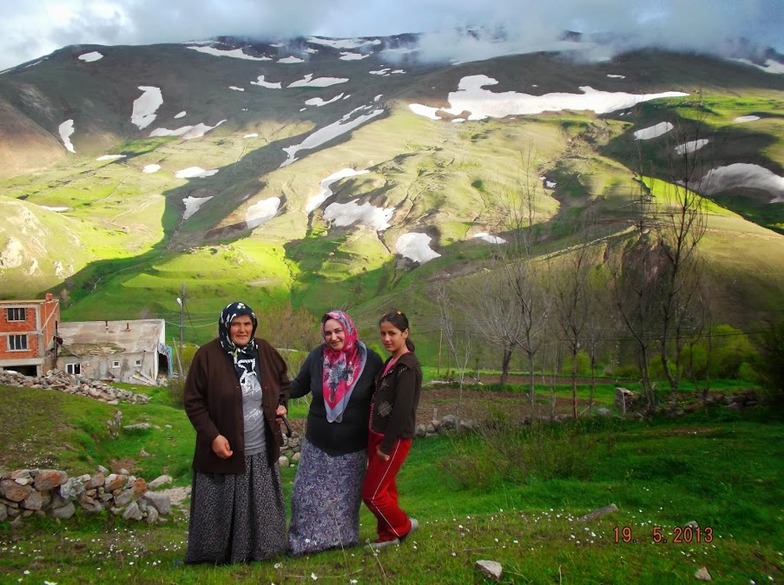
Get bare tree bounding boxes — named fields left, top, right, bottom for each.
left=467, top=145, right=549, bottom=391
left=653, top=120, right=708, bottom=409
left=611, top=106, right=710, bottom=413
left=466, top=268, right=524, bottom=386
left=610, top=210, right=662, bottom=413
left=547, top=219, right=596, bottom=419
left=434, top=282, right=473, bottom=425
left=510, top=251, right=549, bottom=407
left=582, top=271, right=613, bottom=412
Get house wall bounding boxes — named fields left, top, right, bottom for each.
left=69, top=350, right=158, bottom=384
left=54, top=319, right=168, bottom=385
left=0, top=294, right=60, bottom=375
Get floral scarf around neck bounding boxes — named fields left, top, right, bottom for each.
left=321, top=310, right=367, bottom=423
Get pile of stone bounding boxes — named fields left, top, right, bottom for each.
left=417, top=414, right=480, bottom=437
left=0, top=467, right=172, bottom=524
left=278, top=431, right=303, bottom=467
left=0, top=370, right=150, bottom=404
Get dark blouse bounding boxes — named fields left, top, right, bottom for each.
left=290, top=345, right=383, bottom=456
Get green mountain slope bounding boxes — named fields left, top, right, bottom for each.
left=0, top=37, right=782, bottom=359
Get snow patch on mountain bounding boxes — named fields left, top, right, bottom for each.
left=182, top=196, right=213, bottom=220
left=307, top=169, right=369, bottom=213
left=700, top=163, right=784, bottom=203
left=288, top=74, right=349, bottom=88
left=175, top=167, right=218, bottom=179
left=187, top=45, right=271, bottom=61
left=281, top=105, right=384, bottom=167
left=410, top=75, right=687, bottom=121
left=634, top=122, right=674, bottom=140
left=132, top=86, right=163, bottom=130
left=675, top=139, right=709, bottom=155
left=78, top=51, right=103, bottom=63
left=246, top=197, right=281, bottom=229
left=59, top=120, right=75, bottom=153
left=150, top=120, right=226, bottom=140
left=396, top=233, right=440, bottom=264
left=324, top=201, right=392, bottom=231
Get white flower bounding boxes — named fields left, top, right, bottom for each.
left=311, top=573, right=318, bottom=580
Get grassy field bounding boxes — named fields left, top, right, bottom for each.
left=0, top=377, right=781, bottom=584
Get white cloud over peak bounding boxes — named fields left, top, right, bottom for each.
left=0, top=0, right=780, bottom=72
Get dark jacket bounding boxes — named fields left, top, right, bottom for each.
left=290, top=345, right=382, bottom=456
left=370, top=352, right=422, bottom=455
left=184, top=337, right=290, bottom=474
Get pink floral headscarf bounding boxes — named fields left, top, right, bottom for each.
left=321, top=310, right=367, bottom=423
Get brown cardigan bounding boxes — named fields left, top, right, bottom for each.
left=184, top=337, right=290, bottom=474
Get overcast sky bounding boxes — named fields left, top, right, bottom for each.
left=1, top=0, right=782, bottom=71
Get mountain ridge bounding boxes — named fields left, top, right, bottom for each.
left=0, top=34, right=782, bottom=360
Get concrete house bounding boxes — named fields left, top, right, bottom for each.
left=57, top=319, right=172, bottom=385
left=0, top=293, right=60, bottom=376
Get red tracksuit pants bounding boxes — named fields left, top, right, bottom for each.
left=362, top=430, right=413, bottom=542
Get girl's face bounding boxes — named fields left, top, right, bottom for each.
left=229, top=314, right=254, bottom=346
left=323, top=318, right=346, bottom=352
left=379, top=321, right=408, bottom=356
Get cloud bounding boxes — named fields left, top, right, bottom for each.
left=0, top=0, right=781, bottom=71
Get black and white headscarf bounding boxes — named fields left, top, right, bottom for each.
left=218, top=301, right=259, bottom=382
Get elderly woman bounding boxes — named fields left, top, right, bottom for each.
left=287, top=310, right=383, bottom=556
left=184, top=301, right=289, bottom=564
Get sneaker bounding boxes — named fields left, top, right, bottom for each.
left=403, top=518, right=418, bottom=540
left=369, top=538, right=400, bottom=550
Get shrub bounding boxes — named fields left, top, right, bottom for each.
left=753, top=318, right=784, bottom=407
left=442, top=415, right=609, bottom=489
left=708, top=324, right=758, bottom=379
left=560, top=350, right=592, bottom=377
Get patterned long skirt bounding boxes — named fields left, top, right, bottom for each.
left=288, top=438, right=367, bottom=556
left=185, top=450, right=287, bottom=564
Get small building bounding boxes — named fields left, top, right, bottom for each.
left=57, top=319, right=171, bottom=385
left=0, top=293, right=60, bottom=376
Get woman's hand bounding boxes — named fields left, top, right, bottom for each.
left=276, top=405, right=292, bottom=437
left=212, top=434, right=233, bottom=459
left=376, top=446, right=390, bottom=462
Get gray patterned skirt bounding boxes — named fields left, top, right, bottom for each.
left=288, top=438, right=367, bottom=556
left=185, top=450, right=287, bottom=564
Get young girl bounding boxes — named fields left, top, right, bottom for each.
left=362, top=310, right=423, bottom=549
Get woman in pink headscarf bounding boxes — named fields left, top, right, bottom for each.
left=287, top=310, right=383, bottom=556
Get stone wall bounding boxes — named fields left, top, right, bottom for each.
left=0, top=467, right=172, bottom=525
left=0, top=370, right=150, bottom=404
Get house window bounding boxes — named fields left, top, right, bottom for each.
left=6, top=308, right=26, bottom=322
left=112, top=361, right=120, bottom=368
left=135, top=359, right=142, bottom=367
left=66, top=363, right=81, bottom=375
left=8, top=335, right=27, bottom=351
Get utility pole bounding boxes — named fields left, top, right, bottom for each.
left=177, top=282, right=185, bottom=377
